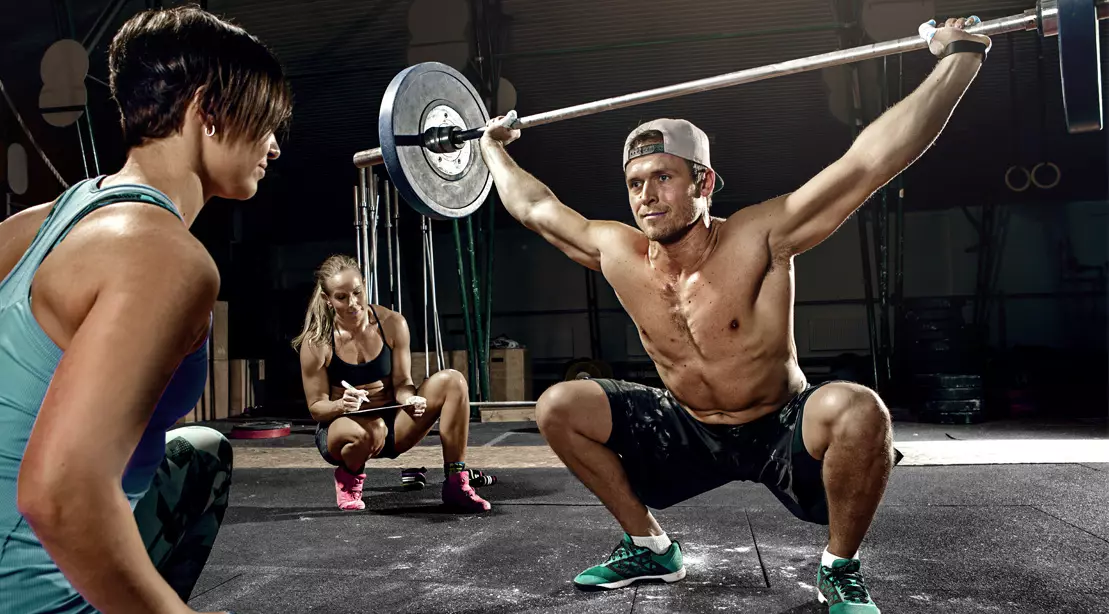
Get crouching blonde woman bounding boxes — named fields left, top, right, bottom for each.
left=294, top=255, right=489, bottom=513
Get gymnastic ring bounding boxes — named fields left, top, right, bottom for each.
left=1004, top=165, right=1031, bottom=192
left=1030, top=162, right=1061, bottom=190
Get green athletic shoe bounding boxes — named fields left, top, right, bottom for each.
left=573, top=534, right=686, bottom=590
left=817, top=558, right=880, bottom=612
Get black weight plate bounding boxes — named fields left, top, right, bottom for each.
left=379, top=62, right=493, bottom=220
left=1057, top=0, right=1103, bottom=133
left=921, top=398, right=983, bottom=414
left=913, top=373, right=982, bottom=388
left=918, top=386, right=983, bottom=401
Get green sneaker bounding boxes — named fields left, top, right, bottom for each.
left=572, top=534, right=686, bottom=590
left=816, top=558, right=880, bottom=612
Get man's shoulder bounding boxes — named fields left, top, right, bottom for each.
left=590, top=219, right=643, bottom=247
left=719, top=198, right=786, bottom=239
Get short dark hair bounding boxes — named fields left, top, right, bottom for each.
left=627, top=130, right=710, bottom=199
left=108, top=5, right=293, bottom=149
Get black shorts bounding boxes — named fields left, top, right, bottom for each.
left=314, top=407, right=401, bottom=468
left=597, top=378, right=834, bottom=525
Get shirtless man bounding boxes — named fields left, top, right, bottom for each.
left=478, top=16, right=990, bottom=612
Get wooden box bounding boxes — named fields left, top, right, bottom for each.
left=211, top=359, right=230, bottom=420
left=211, top=301, right=229, bottom=360
left=410, top=350, right=469, bottom=388
left=489, top=348, right=531, bottom=402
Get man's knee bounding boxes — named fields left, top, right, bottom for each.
left=804, top=383, right=891, bottom=460
left=536, top=380, right=607, bottom=436
left=817, top=383, right=891, bottom=437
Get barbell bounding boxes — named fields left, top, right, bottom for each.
left=353, top=0, right=1108, bottom=220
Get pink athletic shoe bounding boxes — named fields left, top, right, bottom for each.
left=334, top=467, right=366, bottom=511
left=442, top=470, right=491, bottom=512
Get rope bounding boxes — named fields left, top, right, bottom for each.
left=0, top=77, right=70, bottom=189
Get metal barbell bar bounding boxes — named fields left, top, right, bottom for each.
left=345, top=399, right=537, bottom=416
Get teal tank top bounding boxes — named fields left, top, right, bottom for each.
left=0, top=177, right=211, bottom=613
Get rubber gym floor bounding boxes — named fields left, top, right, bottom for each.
left=187, top=413, right=1109, bottom=614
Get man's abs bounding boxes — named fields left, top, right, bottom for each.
left=652, top=345, right=808, bottom=425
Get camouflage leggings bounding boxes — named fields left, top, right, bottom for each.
left=133, top=426, right=233, bottom=603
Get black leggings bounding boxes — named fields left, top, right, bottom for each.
left=134, top=426, right=234, bottom=602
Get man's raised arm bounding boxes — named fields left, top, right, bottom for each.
left=765, top=17, right=990, bottom=256
left=479, top=115, right=611, bottom=271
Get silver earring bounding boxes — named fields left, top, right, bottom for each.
left=205, top=124, right=216, bottom=137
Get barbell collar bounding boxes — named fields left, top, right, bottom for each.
left=1033, top=0, right=1106, bottom=36
left=1038, top=0, right=1060, bottom=37
left=424, top=125, right=464, bottom=154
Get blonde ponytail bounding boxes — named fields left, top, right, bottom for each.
left=291, top=254, right=362, bottom=352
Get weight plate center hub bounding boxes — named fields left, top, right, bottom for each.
left=422, top=104, right=471, bottom=179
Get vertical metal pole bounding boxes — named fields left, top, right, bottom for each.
left=394, top=184, right=403, bottom=315
left=82, top=106, right=100, bottom=175
left=428, top=220, right=446, bottom=370
left=354, top=186, right=363, bottom=273
left=876, top=56, right=892, bottom=388
left=877, top=188, right=890, bottom=387
left=358, top=170, right=372, bottom=290
left=585, top=268, right=603, bottom=358
left=453, top=220, right=478, bottom=402
left=421, top=215, right=431, bottom=379
left=483, top=196, right=496, bottom=375
left=466, top=216, right=490, bottom=403
left=384, top=180, right=395, bottom=310
left=75, top=121, right=90, bottom=179
left=369, top=175, right=380, bottom=303
left=857, top=205, right=880, bottom=389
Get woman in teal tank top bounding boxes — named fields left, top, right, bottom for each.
left=0, top=6, right=291, bottom=614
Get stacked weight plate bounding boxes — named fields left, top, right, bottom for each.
left=902, top=298, right=987, bottom=424
left=902, top=297, right=973, bottom=372
left=912, top=373, right=987, bottom=424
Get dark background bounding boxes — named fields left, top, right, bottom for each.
left=2, top=0, right=1106, bottom=418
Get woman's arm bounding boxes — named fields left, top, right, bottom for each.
left=299, top=341, right=352, bottom=422
left=388, top=313, right=419, bottom=405
left=17, top=226, right=216, bottom=614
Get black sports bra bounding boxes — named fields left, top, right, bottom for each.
left=326, top=304, right=392, bottom=387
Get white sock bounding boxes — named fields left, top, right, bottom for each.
left=631, top=533, right=672, bottom=555
left=822, top=547, right=858, bottom=567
